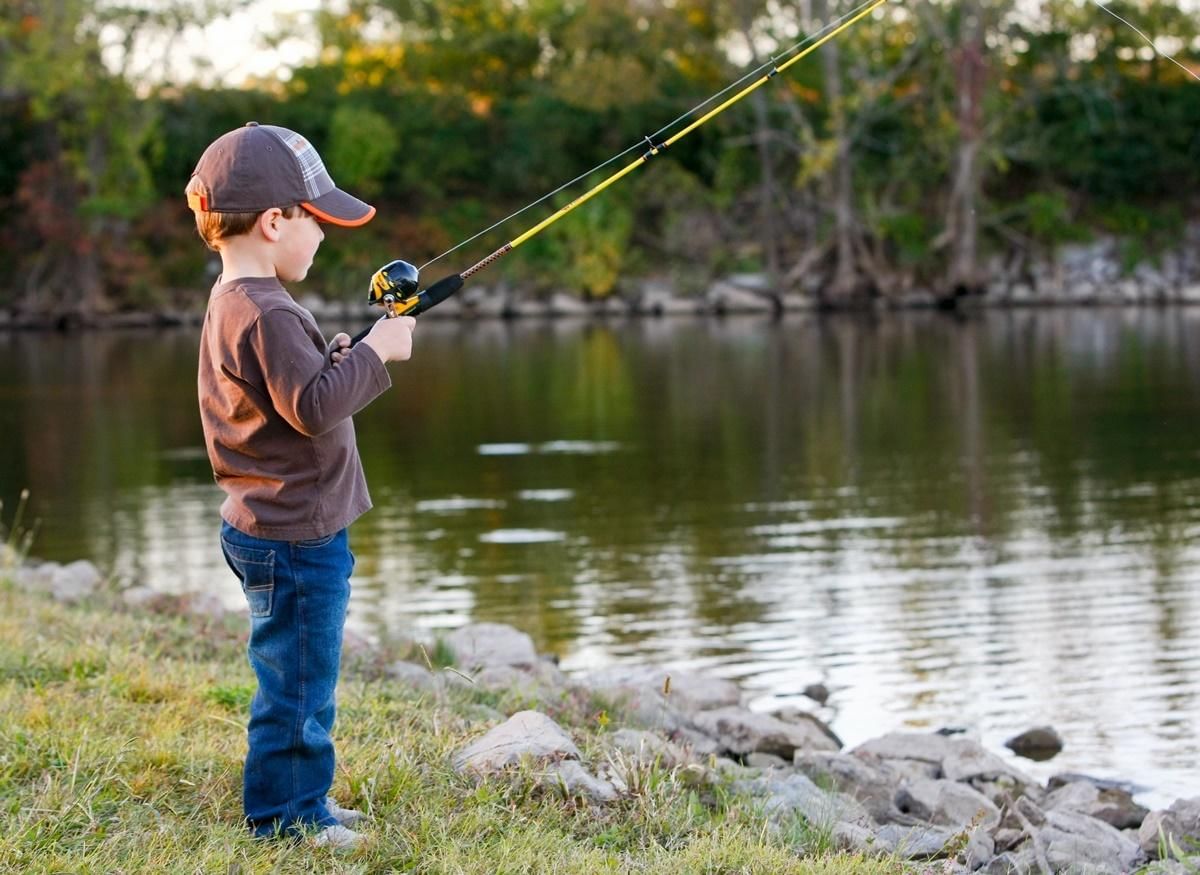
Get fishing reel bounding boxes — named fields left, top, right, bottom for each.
left=349, top=258, right=466, bottom=347
left=367, top=259, right=421, bottom=317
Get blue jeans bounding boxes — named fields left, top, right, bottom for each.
left=219, top=521, right=352, bottom=837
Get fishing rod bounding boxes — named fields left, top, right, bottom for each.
left=350, top=0, right=889, bottom=341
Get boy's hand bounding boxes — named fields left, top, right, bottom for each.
left=360, top=316, right=416, bottom=363
left=328, top=332, right=351, bottom=365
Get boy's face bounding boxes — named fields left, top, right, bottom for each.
left=274, top=209, right=325, bottom=283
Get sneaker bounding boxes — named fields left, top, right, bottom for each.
left=325, top=796, right=366, bottom=827
left=311, top=824, right=365, bottom=850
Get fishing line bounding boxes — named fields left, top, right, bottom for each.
left=1084, top=0, right=1200, bottom=83
left=419, top=0, right=886, bottom=272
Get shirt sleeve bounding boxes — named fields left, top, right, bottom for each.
left=247, top=308, right=392, bottom=437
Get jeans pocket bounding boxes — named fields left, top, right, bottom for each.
left=295, top=532, right=337, bottom=549
left=221, top=537, right=276, bottom=618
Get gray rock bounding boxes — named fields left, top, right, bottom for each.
left=583, top=665, right=742, bottom=716
left=634, top=283, right=698, bottom=316
left=1139, top=797, right=1200, bottom=860
left=705, top=280, right=775, bottom=313
left=453, top=710, right=580, bottom=775
left=182, top=591, right=227, bottom=620
left=546, top=292, right=590, bottom=316
left=802, top=683, right=830, bottom=705
left=854, top=732, right=955, bottom=768
left=16, top=560, right=102, bottom=602
left=942, top=738, right=1036, bottom=789
left=1038, top=808, right=1143, bottom=872
left=51, top=560, right=103, bottom=603
left=445, top=622, right=538, bottom=671
left=386, top=661, right=440, bottom=692
left=543, top=759, right=618, bottom=803
left=792, top=751, right=900, bottom=823
left=746, top=752, right=790, bottom=770
left=735, top=772, right=872, bottom=831
left=771, top=706, right=842, bottom=748
left=121, top=585, right=161, bottom=609
left=980, top=850, right=1037, bottom=875
left=607, top=728, right=690, bottom=769
left=473, top=661, right=567, bottom=701
left=871, top=823, right=958, bottom=859
left=1005, top=726, right=1064, bottom=760
left=894, top=777, right=1001, bottom=832
left=1044, top=778, right=1147, bottom=830
left=692, top=706, right=840, bottom=759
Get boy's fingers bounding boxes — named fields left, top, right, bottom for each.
left=332, top=332, right=351, bottom=347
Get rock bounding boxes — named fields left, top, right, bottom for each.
left=692, top=706, right=840, bottom=759
left=1037, top=808, right=1144, bottom=872
left=607, top=728, right=690, bottom=769
left=453, top=710, right=580, bottom=775
left=705, top=280, right=775, bottom=314
left=772, top=707, right=842, bottom=749
left=181, top=591, right=227, bottom=620
left=590, top=295, right=630, bottom=317
left=584, top=665, right=742, bottom=712
left=386, top=661, right=440, bottom=692
left=980, top=850, right=1037, bottom=874
left=1139, top=797, right=1200, bottom=860
left=942, top=738, right=1036, bottom=788
left=445, top=622, right=538, bottom=671
left=1140, top=858, right=1200, bottom=875
left=506, top=297, right=549, bottom=318
left=746, top=752, right=790, bottom=770
left=854, top=732, right=954, bottom=768
left=894, top=777, right=1001, bottom=832
left=871, top=823, right=959, bottom=859
left=340, top=627, right=376, bottom=661
left=793, top=751, right=899, bottom=823
left=734, top=772, right=873, bottom=832
left=633, top=283, right=698, bottom=316
left=472, top=661, right=567, bottom=703
left=1180, top=284, right=1200, bottom=304
left=580, top=665, right=741, bottom=729
left=121, top=585, right=161, bottom=609
left=1005, top=726, right=1064, bottom=761
left=24, top=560, right=104, bottom=603
left=802, top=683, right=830, bottom=705
left=546, top=292, right=590, bottom=317
left=543, top=759, right=618, bottom=803
left=1043, top=778, right=1147, bottom=830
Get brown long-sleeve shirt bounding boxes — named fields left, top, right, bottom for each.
left=198, top=276, right=391, bottom=540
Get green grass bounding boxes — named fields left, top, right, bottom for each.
left=0, top=581, right=913, bottom=873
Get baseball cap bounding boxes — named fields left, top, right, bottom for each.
left=186, top=122, right=376, bottom=227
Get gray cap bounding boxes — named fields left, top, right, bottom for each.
left=187, top=122, right=375, bottom=227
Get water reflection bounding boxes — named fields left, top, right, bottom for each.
left=1, top=309, right=1199, bottom=805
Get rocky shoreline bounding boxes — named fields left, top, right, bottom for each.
left=3, top=229, right=1200, bottom=330
left=9, top=555, right=1200, bottom=872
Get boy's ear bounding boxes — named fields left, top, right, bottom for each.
left=258, top=207, right=285, bottom=242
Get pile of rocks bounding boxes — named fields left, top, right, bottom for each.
left=412, top=623, right=1200, bottom=874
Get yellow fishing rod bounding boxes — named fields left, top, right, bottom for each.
left=352, top=0, right=890, bottom=334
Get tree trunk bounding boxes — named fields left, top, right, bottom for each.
left=946, top=0, right=986, bottom=300
left=815, top=0, right=862, bottom=307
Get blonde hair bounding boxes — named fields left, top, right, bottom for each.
left=185, top=176, right=302, bottom=251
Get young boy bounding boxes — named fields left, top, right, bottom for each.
left=186, top=122, right=414, bottom=848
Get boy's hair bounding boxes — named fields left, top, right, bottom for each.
left=185, top=176, right=302, bottom=251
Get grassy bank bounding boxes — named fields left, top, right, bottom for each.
left=0, top=580, right=913, bottom=874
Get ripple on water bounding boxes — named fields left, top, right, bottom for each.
left=478, top=529, right=567, bottom=544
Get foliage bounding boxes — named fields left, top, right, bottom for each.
left=0, top=0, right=1198, bottom=315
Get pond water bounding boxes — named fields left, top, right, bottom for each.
left=2, top=308, right=1198, bottom=806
